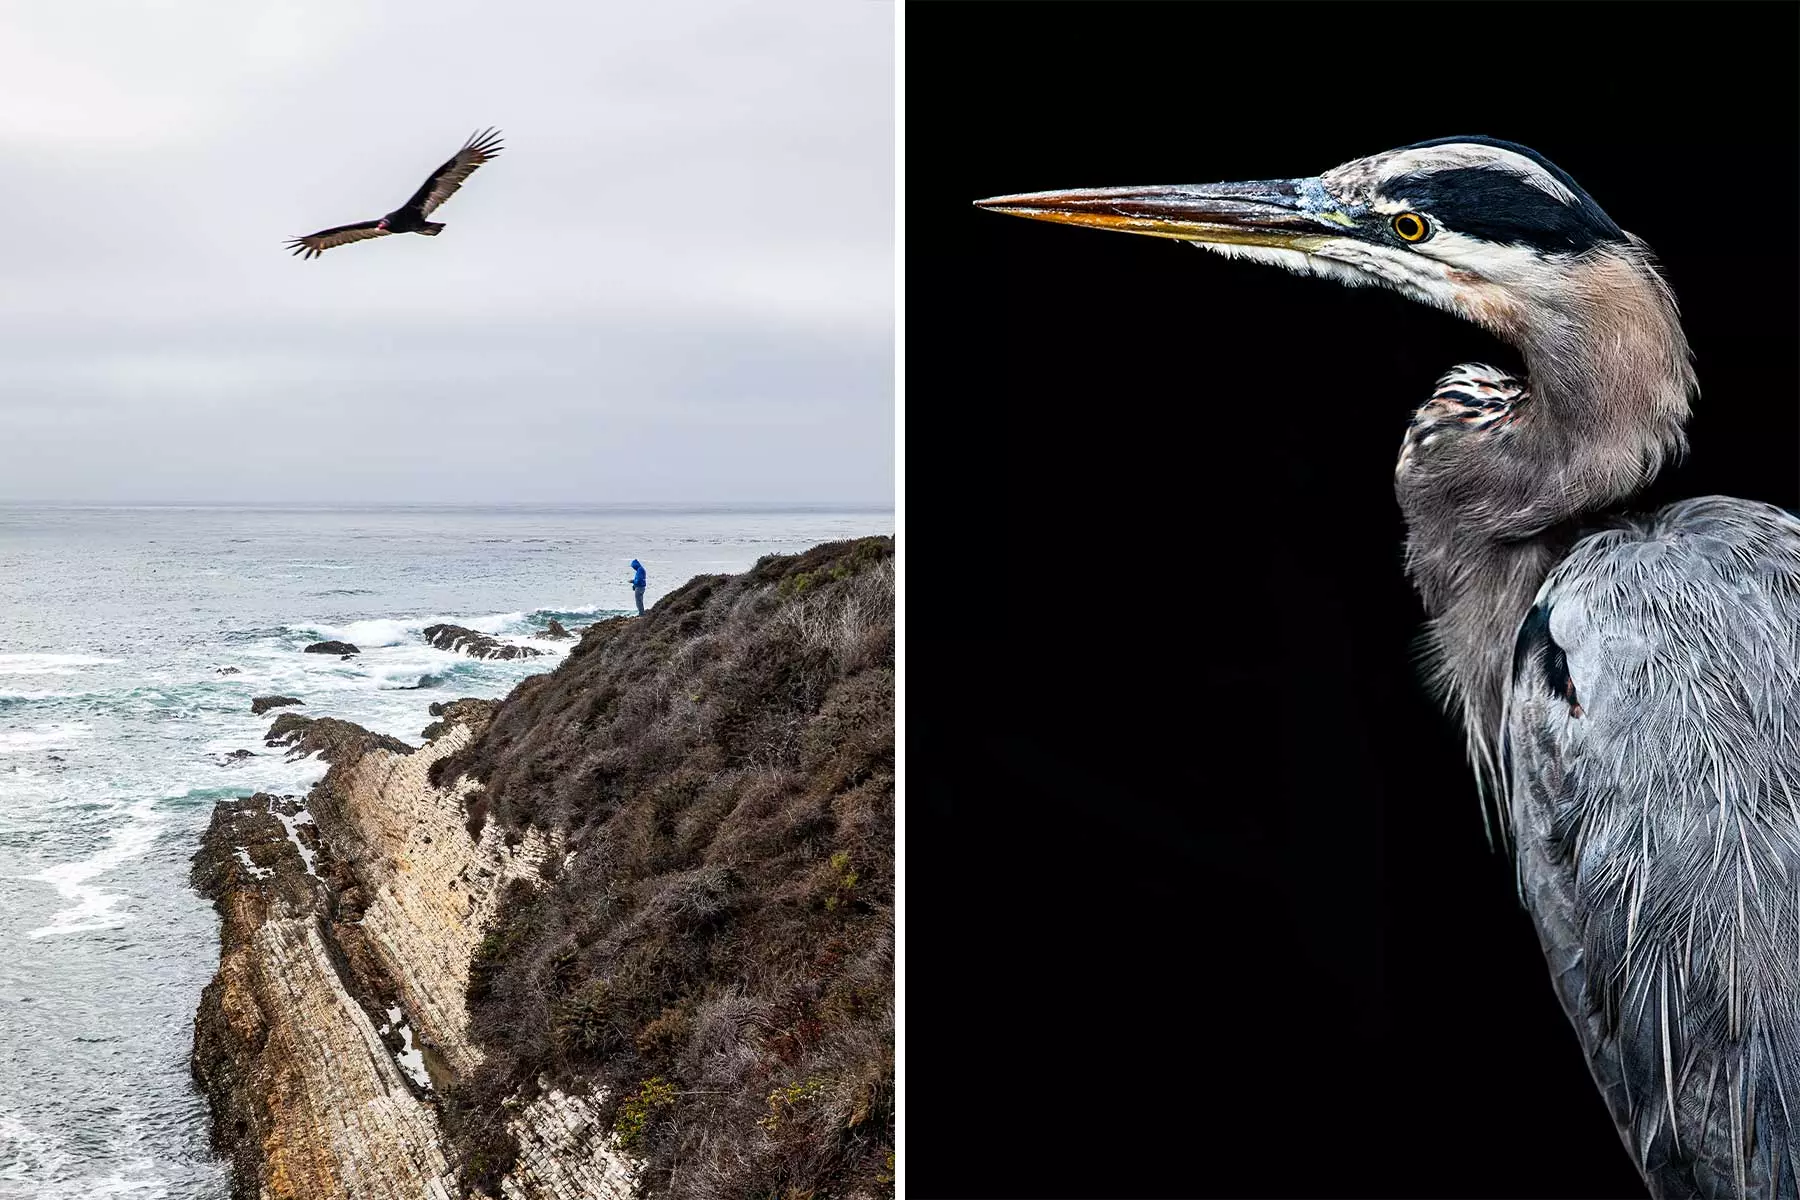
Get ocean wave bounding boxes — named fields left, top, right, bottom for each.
left=403, top=661, right=485, bottom=690
left=292, top=617, right=419, bottom=647
left=221, top=626, right=292, bottom=644
left=0, top=724, right=92, bottom=753
left=0, top=691, right=89, bottom=708
left=0, top=653, right=119, bottom=675
left=529, top=606, right=615, bottom=623
left=449, top=611, right=527, bottom=635
left=294, top=609, right=531, bottom=647
left=27, top=798, right=165, bottom=939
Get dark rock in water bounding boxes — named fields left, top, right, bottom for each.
left=264, top=713, right=411, bottom=762
left=420, top=697, right=500, bottom=742
left=421, top=624, right=545, bottom=661
left=215, top=666, right=242, bottom=675
left=304, top=641, right=360, bottom=656
left=540, top=619, right=574, bottom=640
left=340, top=654, right=354, bottom=661
left=251, top=696, right=305, bottom=716
left=219, top=749, right=257, bottom=765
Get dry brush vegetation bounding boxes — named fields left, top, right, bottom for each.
left=434, top=536, right=895, bottom=1199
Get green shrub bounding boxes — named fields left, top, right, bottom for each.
left=758, top=1076, right=827, bottom=1132
left=550, top=980, right=615, bottom=1057
left=614, top=1076, right=677, bottom=1151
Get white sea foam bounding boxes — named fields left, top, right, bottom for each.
left=297, top=610, right=532, bottom=647
left=0, top=1108, right=72, bottom=1182
left=25, top=1169, right=172, bottom=1199
left=0, top=724, right=92, bottom=755
left=462, top=611, right=526, bottom=634
left=295, top=617, right=418, bottom=647
left=27, top=799, right=163, bottom=939
left=0, top=654, right=118, bottom=675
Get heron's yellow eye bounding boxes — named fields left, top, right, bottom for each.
left=1392, top=212, right=1429, bottom=243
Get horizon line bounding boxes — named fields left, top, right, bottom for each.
left=0, top=499, right=895, bottom=510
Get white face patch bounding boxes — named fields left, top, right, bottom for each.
left=1186, top=234, right=1465, bottom=313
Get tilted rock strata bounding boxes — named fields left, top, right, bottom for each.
left=421, top=698, right=499, bottom=743
left=500, top=1090, right=638, bottom=1200
left=310, top=715, right=550, bottom=1078
left=265, top=713, right=413, bottom=762
left=191, top=794, right=457, bottom=1200
left=423, top=624, right=546, bottom=661
left=193, top=709, right=639, bottom=1200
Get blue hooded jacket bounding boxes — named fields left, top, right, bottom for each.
left=630, top=560, right=646, bottom=590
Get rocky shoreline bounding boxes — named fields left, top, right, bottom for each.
left=189, top=537, right=895, bottom=1199
left=190, top=705, right=639, bottom=1200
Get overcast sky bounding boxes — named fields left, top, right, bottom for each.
left=0, top=1, right=892, bottom=504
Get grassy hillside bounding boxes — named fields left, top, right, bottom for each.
left=435, top=536, right=895, bottom=1199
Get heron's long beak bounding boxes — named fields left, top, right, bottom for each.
left=974, top=179, right=1350, bottom=251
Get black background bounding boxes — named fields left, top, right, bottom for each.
left=903, top=4, right=1799, bottom=1197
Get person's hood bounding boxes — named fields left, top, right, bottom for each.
left=630, top=560, right=641, bottom=569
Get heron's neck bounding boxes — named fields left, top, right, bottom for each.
left=1400, top=250, right=1694, bottom=763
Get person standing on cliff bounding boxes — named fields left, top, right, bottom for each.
left=629, top=559, right=647, bottom=616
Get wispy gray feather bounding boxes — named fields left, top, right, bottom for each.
left=1505, top=499, right=1800, bottom=1198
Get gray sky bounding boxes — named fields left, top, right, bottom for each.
left=0, top=1, right=892, bottom=504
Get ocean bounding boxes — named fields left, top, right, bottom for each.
left=0, top=503, right=893, bottom=1198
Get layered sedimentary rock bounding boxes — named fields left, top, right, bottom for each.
left=265, top=713, right=411, bottom=761
left=307, top=715, right=550, bottom=1077
left=423, top=624, right=545, bottom=661
left=192, top=705, right=638, bottom=1200
left=499, top=1090, right=641, bottom=1200
left=192, top=791, right=456, bottom=1199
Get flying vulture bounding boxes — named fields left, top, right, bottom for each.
left=286, top=128, right=504, bottom=260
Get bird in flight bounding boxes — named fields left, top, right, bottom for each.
left=286, top=128, right=504, bottom=260
left=978, top=138, right=1800, bottom=1197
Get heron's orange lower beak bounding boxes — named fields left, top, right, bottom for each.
left=974, top=179, right=1345, bottom=250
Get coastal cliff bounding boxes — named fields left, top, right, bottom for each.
left=190, top=537, right=895, bottom=1199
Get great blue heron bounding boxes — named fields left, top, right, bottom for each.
left=976, top=137, right=1800, bottom=1198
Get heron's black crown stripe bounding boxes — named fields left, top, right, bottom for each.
left=1387, top=136, right=1625, bottom=254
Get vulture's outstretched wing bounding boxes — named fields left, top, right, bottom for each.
left=400, top=127, right=504, bottom=218
left=286, top=221, right=391, bottom=260
left=1504, top=497, right=1800, bottom=1199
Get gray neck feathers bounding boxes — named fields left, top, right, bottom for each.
left=1397, top=242, right=1696, bottom=779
